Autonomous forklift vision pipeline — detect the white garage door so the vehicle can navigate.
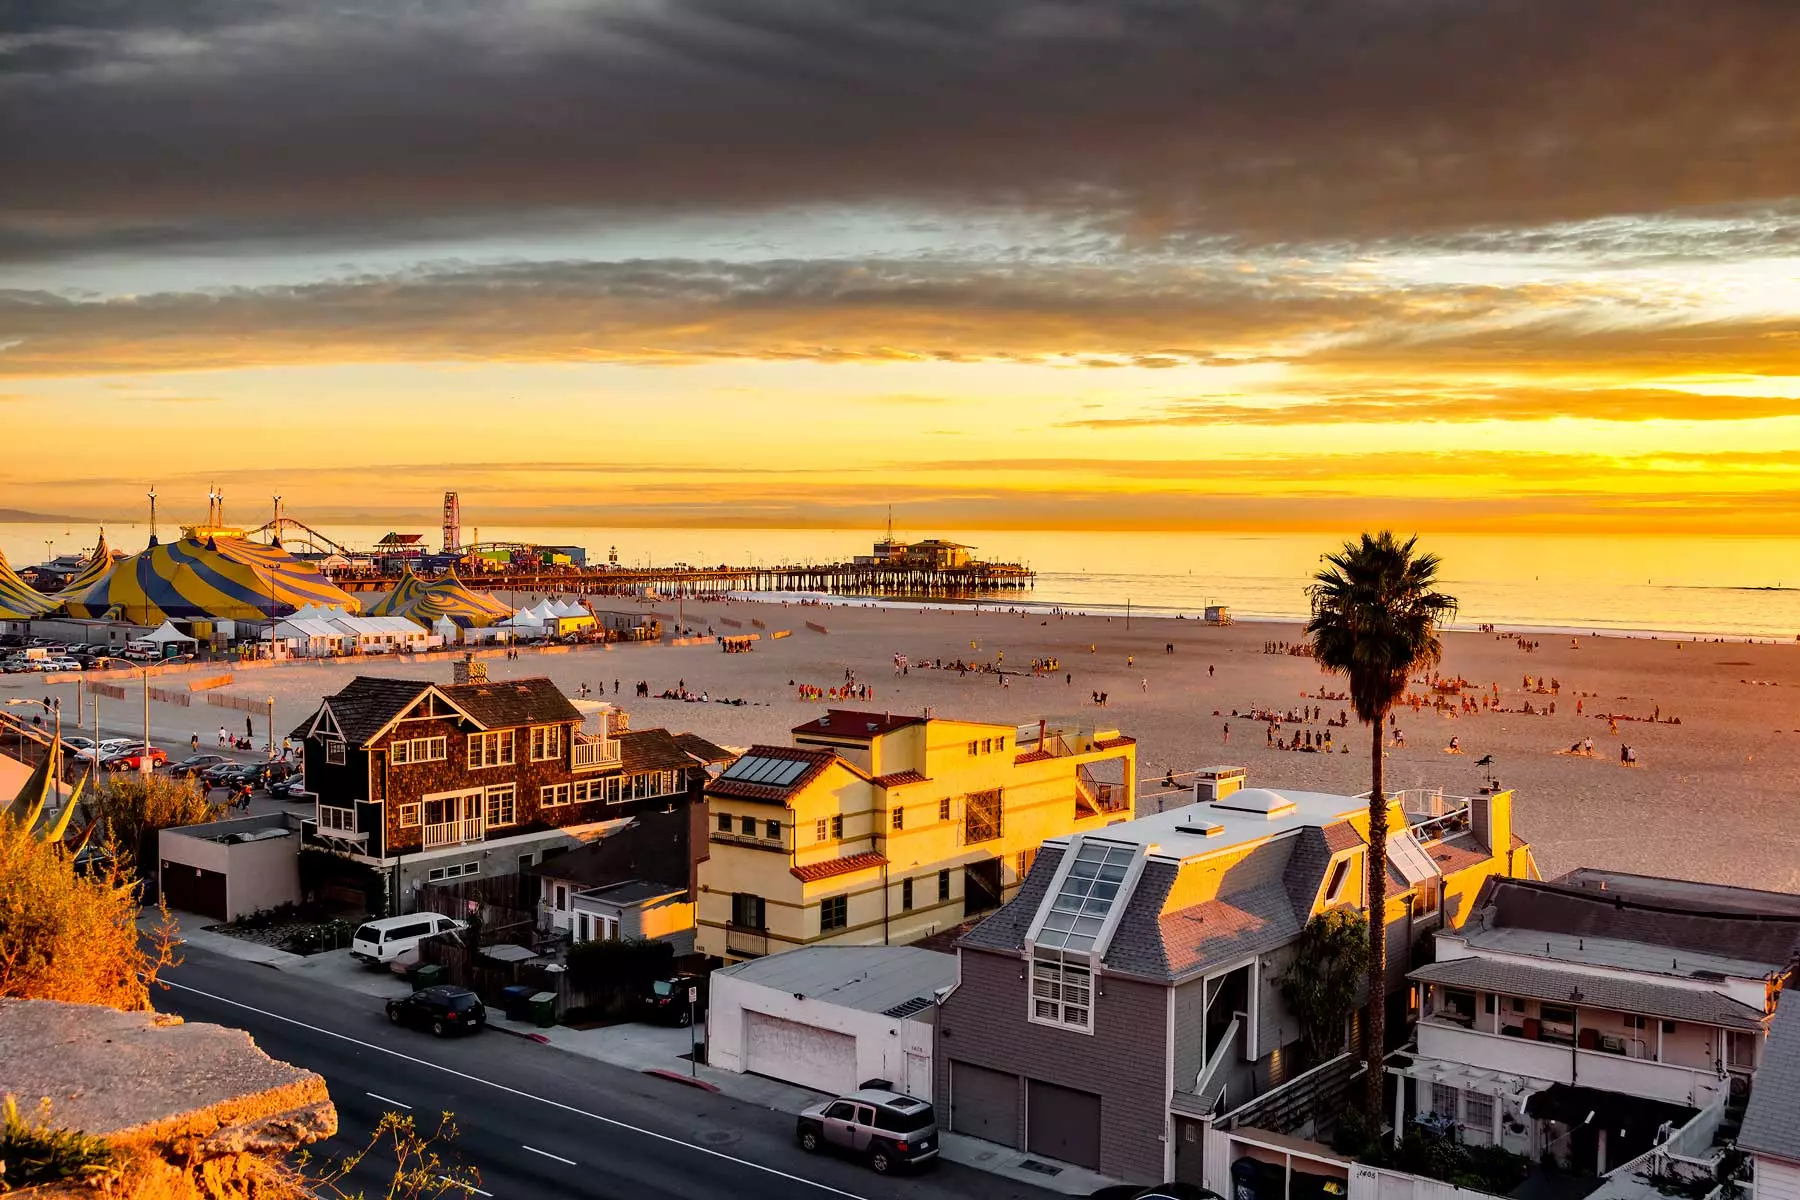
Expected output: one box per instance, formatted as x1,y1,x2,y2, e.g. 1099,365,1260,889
743,1011,857,1095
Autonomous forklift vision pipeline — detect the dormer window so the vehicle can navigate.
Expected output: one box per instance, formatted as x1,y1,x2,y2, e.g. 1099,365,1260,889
1323,857,1351,905
530,725,564,761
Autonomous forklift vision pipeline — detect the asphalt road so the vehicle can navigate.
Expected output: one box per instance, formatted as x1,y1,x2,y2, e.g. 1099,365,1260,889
159,947,1062,1200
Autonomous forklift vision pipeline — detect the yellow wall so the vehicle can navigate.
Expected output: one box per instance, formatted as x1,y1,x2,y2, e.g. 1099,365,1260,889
695,720,1137,959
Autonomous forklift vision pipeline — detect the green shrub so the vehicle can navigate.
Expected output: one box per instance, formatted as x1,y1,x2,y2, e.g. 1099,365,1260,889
0,1095,116,1191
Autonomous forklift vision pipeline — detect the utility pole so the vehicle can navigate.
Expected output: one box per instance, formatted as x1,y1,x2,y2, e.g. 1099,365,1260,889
267,698,275,759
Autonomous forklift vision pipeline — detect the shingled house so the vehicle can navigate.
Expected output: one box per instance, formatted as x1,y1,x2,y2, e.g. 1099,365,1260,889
932,775,1535,1183
295,673,727,910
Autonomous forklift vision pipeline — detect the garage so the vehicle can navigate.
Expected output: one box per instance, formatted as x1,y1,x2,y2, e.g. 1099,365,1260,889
744,1012,857,1094
1027,1079,1102,1169
160,859,228,920
950,1060,1021,1147
705,946,954,1099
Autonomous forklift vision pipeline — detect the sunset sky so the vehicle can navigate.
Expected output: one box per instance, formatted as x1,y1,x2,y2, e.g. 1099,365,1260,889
5,1,1800,532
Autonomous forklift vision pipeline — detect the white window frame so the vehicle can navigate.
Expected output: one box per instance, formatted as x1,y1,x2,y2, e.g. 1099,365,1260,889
325,739,346,765
391,735,447,765
529,724,564,762
428,861,478,882
398,802,421,828
467,730,515,770
485,783,517,828
541,782,572,808
317,804,356,833
1028,948,1094,1034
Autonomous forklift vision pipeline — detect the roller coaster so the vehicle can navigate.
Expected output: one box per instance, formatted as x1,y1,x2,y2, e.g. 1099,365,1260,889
245,516,355,557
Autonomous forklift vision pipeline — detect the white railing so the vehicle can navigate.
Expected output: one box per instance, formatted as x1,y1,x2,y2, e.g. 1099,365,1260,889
1194,1016,1242,1110
1417,1018,1726,1108
572,735,620,770
422,814,484,849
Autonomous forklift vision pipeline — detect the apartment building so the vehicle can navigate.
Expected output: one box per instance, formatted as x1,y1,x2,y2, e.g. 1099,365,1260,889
297,672,725,908
1401,871,1800,1174
694,709,1137,961
933,774,1535,1182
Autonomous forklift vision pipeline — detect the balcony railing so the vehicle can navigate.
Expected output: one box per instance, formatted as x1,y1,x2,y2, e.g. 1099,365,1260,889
725,923,769,957
1416,1017,1727,1108
422,814,485,849
571,733,620,771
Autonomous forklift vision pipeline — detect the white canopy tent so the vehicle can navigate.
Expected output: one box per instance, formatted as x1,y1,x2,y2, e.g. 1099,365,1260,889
140,620,197,646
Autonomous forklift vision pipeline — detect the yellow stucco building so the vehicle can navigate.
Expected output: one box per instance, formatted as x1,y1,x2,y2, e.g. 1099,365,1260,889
696,709,1139,960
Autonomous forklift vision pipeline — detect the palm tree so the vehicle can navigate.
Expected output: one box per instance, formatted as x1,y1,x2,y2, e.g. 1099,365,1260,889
1306,531,1456,1127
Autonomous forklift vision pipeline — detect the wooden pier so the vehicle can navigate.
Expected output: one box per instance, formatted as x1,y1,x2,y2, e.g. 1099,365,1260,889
330,560,1035,600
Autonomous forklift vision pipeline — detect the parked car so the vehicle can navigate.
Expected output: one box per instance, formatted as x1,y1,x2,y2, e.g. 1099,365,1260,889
43,657,83,672
795,1089,939,1174
350,913,465,967
1088,1186,1223,1200
199,760,244,787
267,773,310,800
638,973,707,1026
103,745,168,771
218,760,297,790
385,986,486,1037
61,736,97,756
77,738,134,762
167,753,230,778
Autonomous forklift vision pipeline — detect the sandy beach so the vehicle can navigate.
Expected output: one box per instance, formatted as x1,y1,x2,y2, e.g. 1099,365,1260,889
23,597,1800,892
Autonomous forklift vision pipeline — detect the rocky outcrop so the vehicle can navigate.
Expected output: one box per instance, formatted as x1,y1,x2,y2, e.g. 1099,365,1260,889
0,998,336,1197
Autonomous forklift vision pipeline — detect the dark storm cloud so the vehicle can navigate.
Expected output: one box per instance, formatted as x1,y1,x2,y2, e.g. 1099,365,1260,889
6,0,1800,256
4,256,1581,375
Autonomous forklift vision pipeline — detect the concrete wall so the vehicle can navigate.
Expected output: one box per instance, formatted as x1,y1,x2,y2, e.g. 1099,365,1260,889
158,813,301,921
707,974,936,1099
936,946,1170,1182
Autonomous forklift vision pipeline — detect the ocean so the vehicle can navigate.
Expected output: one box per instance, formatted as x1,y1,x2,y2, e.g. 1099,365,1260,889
4,522,1796,641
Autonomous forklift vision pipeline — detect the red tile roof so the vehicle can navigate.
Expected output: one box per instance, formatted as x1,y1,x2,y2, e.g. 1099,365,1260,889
704,745,841,803
873,770,928,787
791,852,888,882
791,710,927,740
1013,749,1054,765
1426,835,1492,876
1322,820,1365,852
1092,735,1137,750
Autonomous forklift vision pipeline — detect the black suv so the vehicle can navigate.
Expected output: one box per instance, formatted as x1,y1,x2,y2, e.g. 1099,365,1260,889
639,974,706,1026
385,986,486,1037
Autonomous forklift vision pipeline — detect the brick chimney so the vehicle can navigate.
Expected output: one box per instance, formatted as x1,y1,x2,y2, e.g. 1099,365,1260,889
452,653,485,685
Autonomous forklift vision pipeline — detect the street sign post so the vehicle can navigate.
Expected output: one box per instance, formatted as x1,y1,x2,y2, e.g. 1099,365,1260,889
688,987,699,1075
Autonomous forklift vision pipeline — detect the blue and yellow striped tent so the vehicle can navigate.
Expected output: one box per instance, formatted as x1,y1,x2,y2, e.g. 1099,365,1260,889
51,530,115,602
366,566,426,617
402,569,512,628
0,548,57,619
64,535,363,625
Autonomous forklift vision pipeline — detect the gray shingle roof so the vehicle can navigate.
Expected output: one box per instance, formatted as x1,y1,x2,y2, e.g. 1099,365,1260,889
1284,826,1332,919
1480,877,1800,970
1409,955,1769,1031
1740,990,1800,1163
300,677,429,744
1160,884,1304,979
440,677,580,729
959,846,1065,954
619,727,729,774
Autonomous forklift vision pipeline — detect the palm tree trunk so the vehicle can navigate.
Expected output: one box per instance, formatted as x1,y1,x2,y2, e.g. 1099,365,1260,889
1365,712,1389,1129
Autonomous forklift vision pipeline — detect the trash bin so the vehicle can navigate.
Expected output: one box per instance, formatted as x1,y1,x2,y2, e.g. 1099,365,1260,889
409,963,445,989
500,984,535,1022
529,991,557,1028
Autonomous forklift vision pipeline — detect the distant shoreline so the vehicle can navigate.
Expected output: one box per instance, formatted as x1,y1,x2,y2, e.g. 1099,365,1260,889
734,590,1797,645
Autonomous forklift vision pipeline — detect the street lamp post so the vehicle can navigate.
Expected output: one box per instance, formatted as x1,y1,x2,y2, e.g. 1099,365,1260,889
5,697,62,808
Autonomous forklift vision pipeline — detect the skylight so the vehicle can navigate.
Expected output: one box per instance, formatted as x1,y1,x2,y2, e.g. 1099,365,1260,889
718,754,811,787
1036,840,1137,952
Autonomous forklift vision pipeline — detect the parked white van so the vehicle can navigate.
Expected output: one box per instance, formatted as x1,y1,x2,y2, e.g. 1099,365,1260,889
350,913,465,967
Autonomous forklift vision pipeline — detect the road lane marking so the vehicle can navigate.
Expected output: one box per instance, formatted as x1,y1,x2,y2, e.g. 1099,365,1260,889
439,1177,492,1197
521,1145,577,1166
366,1092,412,1110
160,980,870,1200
